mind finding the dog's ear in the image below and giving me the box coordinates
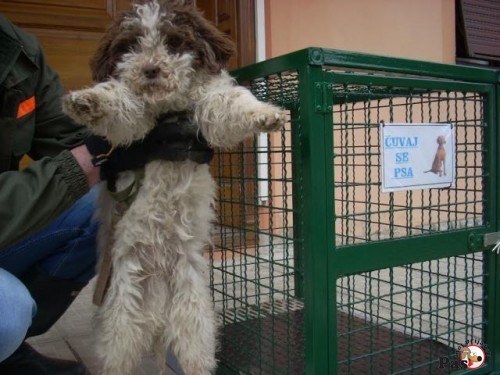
[191,11,235,72]
[167,6,235,72]
[90,12,135,82]
[91,18,122,82]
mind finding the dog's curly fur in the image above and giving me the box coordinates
[61,1,285,374]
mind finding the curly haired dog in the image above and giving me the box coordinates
[61,1,285,374]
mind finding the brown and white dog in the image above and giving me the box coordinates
[62,1,285,374]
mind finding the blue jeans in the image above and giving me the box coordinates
[0,186,99,361]
[0,268,36,361]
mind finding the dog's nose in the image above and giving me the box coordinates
[143,65,160,79]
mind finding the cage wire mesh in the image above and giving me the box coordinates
[210,70,305,374]
[331,77,488,373]
[331,80,486,245]
[209,51,491,375]
[336,253,485,374]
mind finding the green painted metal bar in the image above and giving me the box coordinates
[320,79,338,375]
[479,80,497,374]
[332,229,491,277]
[307,47,498,83]
[326,71,494,94]
[489,81,500,372]
[297,63,331,374]
[231,48,311,82]
[232,48,498,85]
[484,251,497,373]
[290,107,305,300]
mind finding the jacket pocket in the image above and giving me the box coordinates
[12,110,35,156]
[2,88,36,157]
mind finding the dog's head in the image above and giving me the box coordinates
[437,135,446,145]
[90,0,235,101]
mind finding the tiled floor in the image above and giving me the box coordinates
[27,278,179,375]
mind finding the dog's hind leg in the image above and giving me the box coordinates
[96,251,154,375]
[166,255,218,375]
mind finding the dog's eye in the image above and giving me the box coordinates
[112,34,137,56]
[166,35,183,52]
[113,44,130,56]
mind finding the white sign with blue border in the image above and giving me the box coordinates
[380,123,455,192]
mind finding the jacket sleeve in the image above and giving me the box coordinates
[0,152,89,249]
[0,41,90,250]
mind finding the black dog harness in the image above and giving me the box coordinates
[154,112,214,165]
[97,112,214,203]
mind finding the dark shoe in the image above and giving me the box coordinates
[0,342,87,374]
[19,266,87,337]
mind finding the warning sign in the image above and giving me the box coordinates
[380,123,455,192]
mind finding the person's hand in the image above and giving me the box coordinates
[84,113,214,184]
[70,144,101,187]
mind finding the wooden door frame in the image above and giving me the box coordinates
[235,1,258,230]
[195,0,256,68]
[235,0,257,68]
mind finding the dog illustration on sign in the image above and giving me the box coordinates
[424,135,446,177]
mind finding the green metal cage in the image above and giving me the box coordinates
[210,47,500,374]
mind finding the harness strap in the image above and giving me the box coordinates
[107,169,145,206]
[93,168,144,306]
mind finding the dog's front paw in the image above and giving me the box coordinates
[252,103,286,132]
[62,91,105,126]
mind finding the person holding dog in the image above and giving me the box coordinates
[0,16,208,374]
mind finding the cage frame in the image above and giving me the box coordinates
[214,47,500,374]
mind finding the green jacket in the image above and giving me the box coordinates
[0,16,90,249]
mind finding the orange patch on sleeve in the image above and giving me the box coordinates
[16,96,36,119]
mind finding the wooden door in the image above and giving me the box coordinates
[0,0,131,90]
[195,0,256,68]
